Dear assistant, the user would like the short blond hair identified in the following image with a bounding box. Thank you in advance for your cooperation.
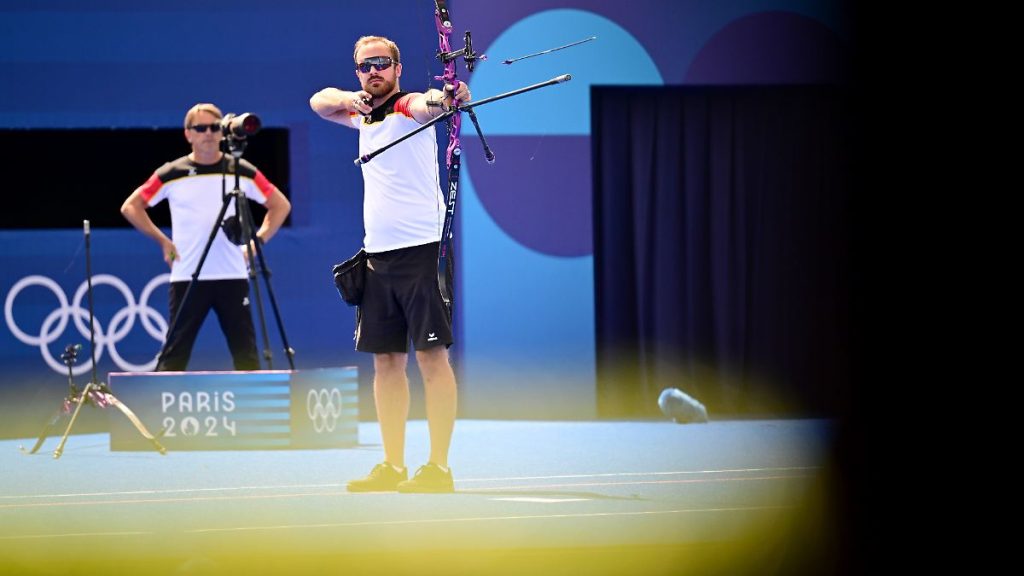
[353,36,401,64]
[184,103,223,129]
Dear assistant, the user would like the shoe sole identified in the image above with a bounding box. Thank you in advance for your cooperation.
[346,486,400,492]
[396,485,454,494]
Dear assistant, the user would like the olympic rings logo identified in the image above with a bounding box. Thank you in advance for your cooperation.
[4,274,170,375]
[306,388,343,433]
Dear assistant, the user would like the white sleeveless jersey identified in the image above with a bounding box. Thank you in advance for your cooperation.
[349,92,443,253]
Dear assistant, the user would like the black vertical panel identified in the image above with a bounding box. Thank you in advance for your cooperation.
[0,128,290,229]
[593,85,852,419]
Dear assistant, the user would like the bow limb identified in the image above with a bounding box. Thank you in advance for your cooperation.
[434,0,463,171]
[433,0,461,309]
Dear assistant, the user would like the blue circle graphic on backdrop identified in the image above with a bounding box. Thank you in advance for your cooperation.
[466,9,662,257]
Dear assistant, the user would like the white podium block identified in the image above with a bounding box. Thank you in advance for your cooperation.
[107,367,358,451]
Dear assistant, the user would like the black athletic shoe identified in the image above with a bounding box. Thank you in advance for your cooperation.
[397,463,455,493]
[347,462,408,492]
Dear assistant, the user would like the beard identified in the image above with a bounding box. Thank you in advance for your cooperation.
[363,76,396,98]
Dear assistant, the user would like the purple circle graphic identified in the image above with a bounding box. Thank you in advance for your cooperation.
[468,135,592,257]
[686,11,851,84]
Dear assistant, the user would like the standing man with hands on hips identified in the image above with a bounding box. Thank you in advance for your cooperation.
[121,103,291,372]
[310,36,470,493]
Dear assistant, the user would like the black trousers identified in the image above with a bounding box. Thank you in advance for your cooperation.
[156,279,259,371]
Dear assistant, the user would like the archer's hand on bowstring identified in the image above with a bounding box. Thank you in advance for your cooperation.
[309,88,373,122]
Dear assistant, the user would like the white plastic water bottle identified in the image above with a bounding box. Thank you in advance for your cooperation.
[658,387,708,423]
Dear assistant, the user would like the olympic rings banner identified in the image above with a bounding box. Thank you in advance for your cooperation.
[1,229,365,440]
[6,273,169,375]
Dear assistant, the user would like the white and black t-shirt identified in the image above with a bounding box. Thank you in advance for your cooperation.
[349,91,444,253]
[137,155,275,282]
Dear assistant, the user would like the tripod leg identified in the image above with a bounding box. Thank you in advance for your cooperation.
[248,224,296,370]
[104,393,167,455]
[244,246,274,369]
[20,407,68,455]
[53,383,94,459]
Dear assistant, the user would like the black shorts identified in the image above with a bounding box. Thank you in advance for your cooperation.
[355,242,453,354]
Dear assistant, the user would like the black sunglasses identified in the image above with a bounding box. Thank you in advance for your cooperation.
[357,56,394,73]
[188,123,222,133]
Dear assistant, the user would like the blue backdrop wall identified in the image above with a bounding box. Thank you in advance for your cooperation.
[1,1,854,435]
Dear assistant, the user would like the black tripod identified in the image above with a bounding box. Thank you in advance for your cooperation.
[22,221,167,458]
[160,130,295,370]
